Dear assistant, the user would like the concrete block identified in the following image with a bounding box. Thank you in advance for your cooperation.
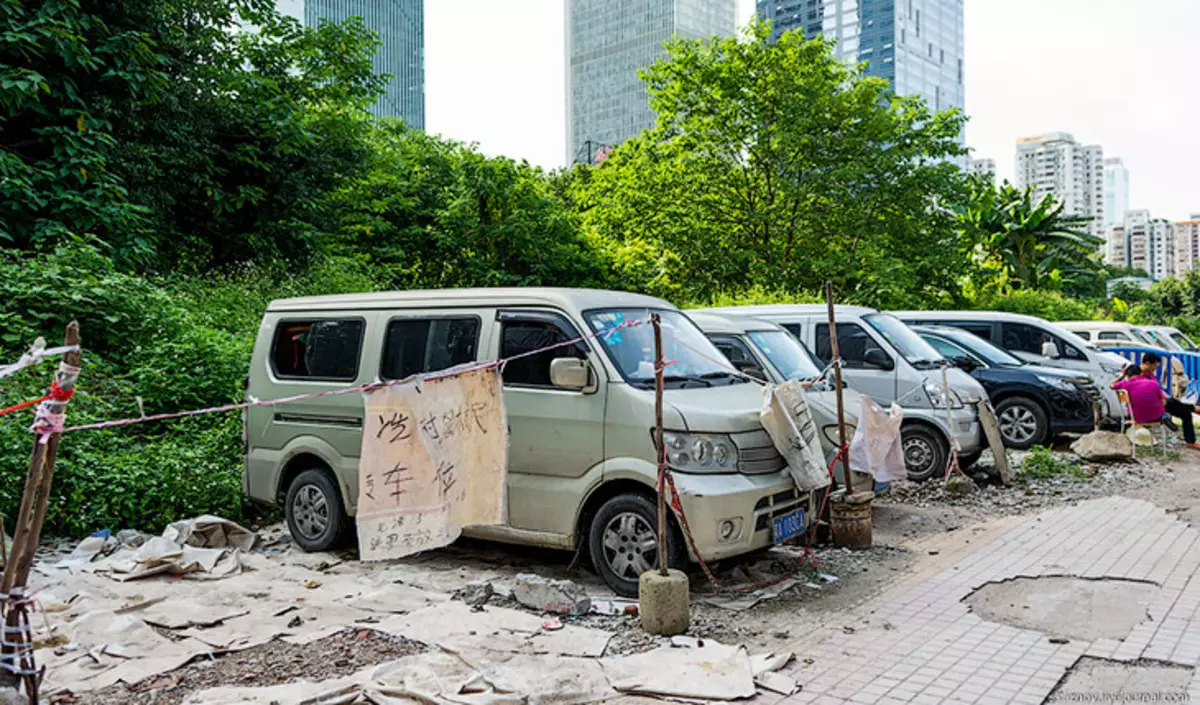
[639,568,690,636]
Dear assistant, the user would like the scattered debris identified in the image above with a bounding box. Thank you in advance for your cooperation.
[512,573,591,615]
[454,580,494,608]
[602,639,757,700]
[946,474,978,495]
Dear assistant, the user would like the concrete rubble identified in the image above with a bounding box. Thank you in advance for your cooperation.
[511,573,591,615]
[1071,430,1133,461]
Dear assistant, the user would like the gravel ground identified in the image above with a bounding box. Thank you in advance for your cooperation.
[77,629,425,705]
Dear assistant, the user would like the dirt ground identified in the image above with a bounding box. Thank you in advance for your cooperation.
[66,446,1200,703]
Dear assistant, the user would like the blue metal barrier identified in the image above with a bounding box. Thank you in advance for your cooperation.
[1103,346,1200,399]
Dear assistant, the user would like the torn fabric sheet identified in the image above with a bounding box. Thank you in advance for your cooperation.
[600,639,757,700]
[357,365,508,561]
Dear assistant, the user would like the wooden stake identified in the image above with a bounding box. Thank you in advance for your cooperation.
[652,313,669,576]
[1,322,80,699]
[824,283,853,495]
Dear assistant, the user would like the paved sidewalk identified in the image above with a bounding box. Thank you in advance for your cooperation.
[774,497,1200,704]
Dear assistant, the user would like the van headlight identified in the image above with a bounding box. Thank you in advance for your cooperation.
[822,424,856,444]
[925,381,964,409]
[1036,375,1075,391]
[660,431,738,473]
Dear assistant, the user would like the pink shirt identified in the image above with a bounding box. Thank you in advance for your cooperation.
[1113,375,1166,423]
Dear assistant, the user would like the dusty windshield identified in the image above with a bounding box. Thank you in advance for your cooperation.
[586,309,747,389]
[863,313,944,369]
[747,330,823,380]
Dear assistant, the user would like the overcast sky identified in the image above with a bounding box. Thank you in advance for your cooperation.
[426,0,1199,221]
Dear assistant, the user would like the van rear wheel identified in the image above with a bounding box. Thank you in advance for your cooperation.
[588,492,686,598]
[285,468,351,552]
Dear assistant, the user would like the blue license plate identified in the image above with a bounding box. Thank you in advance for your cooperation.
[772,509,805,543]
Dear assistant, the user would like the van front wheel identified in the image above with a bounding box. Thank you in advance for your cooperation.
[902,426,948,482]
[285,468,351,552]
[588,492,686,598]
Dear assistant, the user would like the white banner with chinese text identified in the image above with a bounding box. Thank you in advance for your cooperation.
[356,365,508,561]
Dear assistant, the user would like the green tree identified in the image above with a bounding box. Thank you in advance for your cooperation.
[960,178,1103,293]
[573,20,970,307]
[1,0,384,269]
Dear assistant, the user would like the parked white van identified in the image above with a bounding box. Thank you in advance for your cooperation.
[894,311,1127,421]
[245,288,814,596]
[1143,325,1199,353]
[1058,321,1159,348]
[696,305,986,481]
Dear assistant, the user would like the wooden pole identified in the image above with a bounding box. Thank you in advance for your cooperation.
[652,313,668,576]
[824,283,854,495]
[1,322,80,699]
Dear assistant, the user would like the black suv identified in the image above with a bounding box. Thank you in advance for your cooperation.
[913,325,1096,449]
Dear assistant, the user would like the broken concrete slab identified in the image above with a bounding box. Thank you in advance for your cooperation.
[376,601,612,657]
[512,573,590,615]
[455,580,495,607]
[965,576,1158,641]
[600,639,757,700]
[1071,430,1133,461]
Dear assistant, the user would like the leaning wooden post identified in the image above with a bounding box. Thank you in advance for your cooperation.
[0,322,81,700]
[639,313,689,636]
[824,284,873,550]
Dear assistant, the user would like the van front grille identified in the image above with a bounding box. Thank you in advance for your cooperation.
[730,429,787,475]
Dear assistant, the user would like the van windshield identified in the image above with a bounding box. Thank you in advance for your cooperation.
[746,330,824,380]
[863,313,944,369]
[585,309,747,389]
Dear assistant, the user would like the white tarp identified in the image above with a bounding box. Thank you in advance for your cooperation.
[357,365,508,561]
[848,397,906,483]
[760,381,832,491]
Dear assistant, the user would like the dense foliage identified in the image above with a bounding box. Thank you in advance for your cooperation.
[0,8,1193,535]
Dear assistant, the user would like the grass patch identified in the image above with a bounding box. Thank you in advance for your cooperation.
[1019,445,1090,481]
[1136,445,1183,464]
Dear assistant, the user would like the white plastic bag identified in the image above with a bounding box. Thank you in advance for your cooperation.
[847,398,906,483]
[760,381,831,491]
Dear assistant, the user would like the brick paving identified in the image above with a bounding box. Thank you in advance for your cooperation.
[775,497,1200,704]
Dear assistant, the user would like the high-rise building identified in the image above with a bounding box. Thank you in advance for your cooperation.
[968,157,996,182]
[755,0,965,119]
[1015,133,1105,239]
[1173,215,1200,279]
[1107,209,1175,280]
[1103,158,1130,228]
[566,0,736,164]
[274,0,424,127]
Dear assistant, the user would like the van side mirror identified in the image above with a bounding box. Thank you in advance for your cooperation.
[954,357,979,372]
[863,348,893,370]
[733,360,767,382]
[550,358,590,389]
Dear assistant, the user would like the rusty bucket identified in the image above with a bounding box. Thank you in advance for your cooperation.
[830,490,874,550]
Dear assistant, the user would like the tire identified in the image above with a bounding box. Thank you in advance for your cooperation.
[902,425,949,482]
[588,492,687,598]
[957,450,982,471]
[994,397,1049,450]
[285,468,351,552]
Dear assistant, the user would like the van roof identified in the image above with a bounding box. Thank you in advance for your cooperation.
[893,310,1052,325]
[1058,321,1140,331]
[267,287,675,313]
[688,311,785,336]
[694,304,879,319]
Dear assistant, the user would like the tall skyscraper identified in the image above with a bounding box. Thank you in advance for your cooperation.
[1107,209,1175,280]
[274,0,424,127]
[1015,133,1105,239]
[1103,158,1130,228]
[566,0,736,164]
[755,0,965,118]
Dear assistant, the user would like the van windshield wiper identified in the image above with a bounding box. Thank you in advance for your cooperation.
[631,374,714,388]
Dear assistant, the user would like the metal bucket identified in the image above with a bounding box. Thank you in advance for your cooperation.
[830,490,874,550]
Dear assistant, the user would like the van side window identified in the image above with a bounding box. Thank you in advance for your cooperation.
[814,323,882,368]
[1098,331,1131,341]
[381,318,480,380]
[1001,323,1085,361]
[500,317,587,388]
[782,323,803,340]
[945,321,994,341]
[270,319,364,380]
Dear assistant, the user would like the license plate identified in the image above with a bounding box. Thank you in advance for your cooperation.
[772,509,805,543]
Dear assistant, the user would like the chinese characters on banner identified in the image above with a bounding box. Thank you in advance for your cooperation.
[356,365,508,561]
[760,381,832,492]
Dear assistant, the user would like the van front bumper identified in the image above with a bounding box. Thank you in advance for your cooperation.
[670,470,815,563]
[952,405,983,454]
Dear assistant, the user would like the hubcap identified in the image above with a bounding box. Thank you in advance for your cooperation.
[291,484,330,541]
[602,512,657,579]
[904,436,936,475]
[999,406,1039,444]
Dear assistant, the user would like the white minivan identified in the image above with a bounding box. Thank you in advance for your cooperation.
[697,305,986,481]
[894,311,1128,421]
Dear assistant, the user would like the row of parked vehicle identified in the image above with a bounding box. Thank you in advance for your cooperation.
[240,288,1177,595]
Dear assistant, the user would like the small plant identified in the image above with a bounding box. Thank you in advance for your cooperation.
[1018,445,1089,481]
[1137,445,1182,464]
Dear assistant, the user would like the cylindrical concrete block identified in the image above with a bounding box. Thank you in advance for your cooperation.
[639,568,690,636]
[830,489,874,550]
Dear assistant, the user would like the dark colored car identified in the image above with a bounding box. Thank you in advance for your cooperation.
[913,325,1096,449]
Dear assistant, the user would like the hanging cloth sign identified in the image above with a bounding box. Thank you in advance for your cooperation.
[356,365,508,561]
[760,381,832,492]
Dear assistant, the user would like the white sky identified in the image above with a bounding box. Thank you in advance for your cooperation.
[426,0,1199,221]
